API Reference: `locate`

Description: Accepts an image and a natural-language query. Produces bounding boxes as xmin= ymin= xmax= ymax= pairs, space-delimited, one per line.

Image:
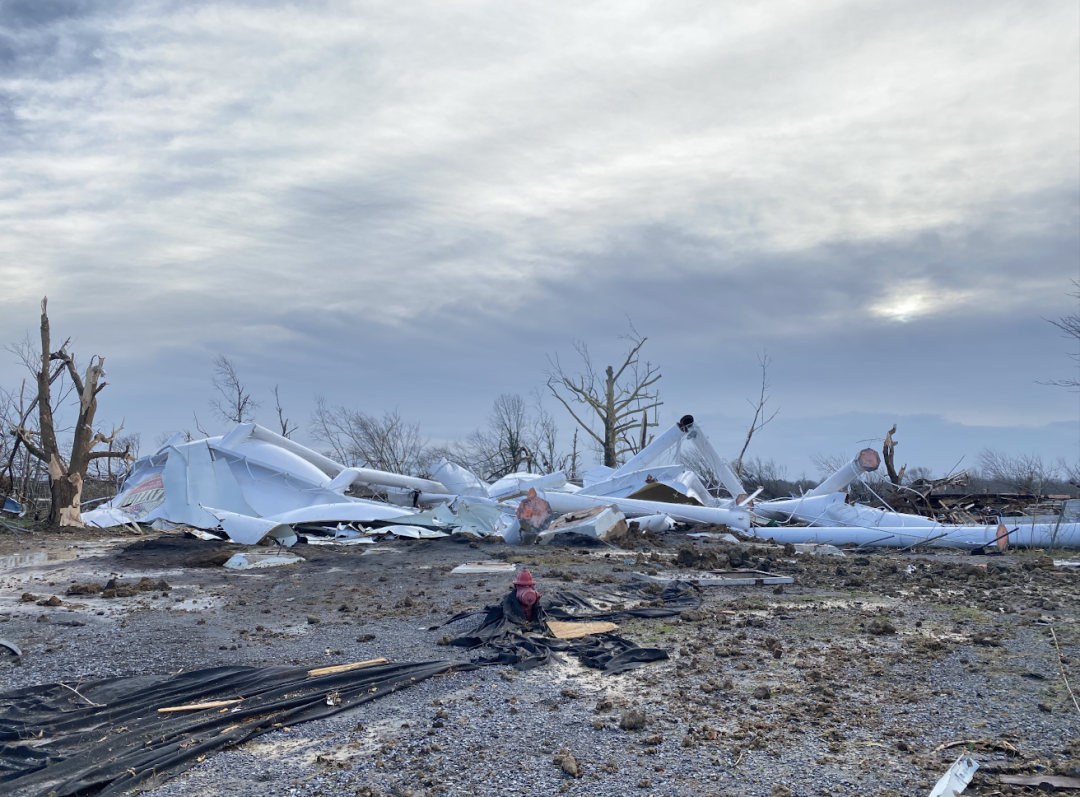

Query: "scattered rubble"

xmin=1 ymin=412 xmax=1077 ymax=797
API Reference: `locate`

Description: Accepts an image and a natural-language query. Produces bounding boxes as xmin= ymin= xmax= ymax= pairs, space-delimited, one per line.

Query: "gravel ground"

xmin=1 ymin=529 xmax=1078 ymax=796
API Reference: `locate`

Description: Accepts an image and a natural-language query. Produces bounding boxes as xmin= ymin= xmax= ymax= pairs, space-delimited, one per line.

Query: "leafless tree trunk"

xmin=547 ymin=324 xmax=662 ymax=468
xmin=272 ymin=385 xmax=298 ymax=438
xmin=733 ymin=351 xmax=779 ymax=477
xmin=568 ymin=428 xmax=579 ymax=482
xmin=882 ymin=424 xmax=906 ymax=486
xmin=210 ymin=354 xmax=259 ymax=424
xmin=8 ymin=298 xmax=130 ymax=526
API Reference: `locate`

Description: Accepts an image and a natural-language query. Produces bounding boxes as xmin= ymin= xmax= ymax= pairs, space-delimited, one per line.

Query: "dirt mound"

xmin=67 ymin=577 xmax=170 ymax=598
xmin=116 ymin=536 xmax=237 ymax=568
xmin=674 ymin=544 xmax=758 ymax=570
xmin=607 ymin=522 xmax=666 ymax=549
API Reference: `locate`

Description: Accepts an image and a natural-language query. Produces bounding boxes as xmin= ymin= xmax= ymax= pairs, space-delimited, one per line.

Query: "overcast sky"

xmin=1 ymin=0 xmax=1077 ymax=477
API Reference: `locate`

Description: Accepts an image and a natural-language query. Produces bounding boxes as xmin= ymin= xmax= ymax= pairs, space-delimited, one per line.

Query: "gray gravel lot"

xmin=1 ymin=531 xmax=1077 ymax=796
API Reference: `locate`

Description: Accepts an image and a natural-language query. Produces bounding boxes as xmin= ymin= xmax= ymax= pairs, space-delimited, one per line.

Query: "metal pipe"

xmin=540 ymin=488 xmax=752 ymax=531
xmin=805 ymin=448 xmax=880 ymax=497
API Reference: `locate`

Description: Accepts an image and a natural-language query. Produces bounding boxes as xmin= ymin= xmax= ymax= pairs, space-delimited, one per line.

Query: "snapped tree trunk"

xmin=49 ymin=469 xmax=81 ymax=527
xmin=603 ymin=366 xmax=617 ymax=467
xmin=882 ymin=425 xmax=905 ymax=487
xmin=13 ymin=298 xmax=130 ymax=527
xmin=546 ymin=327 xmax=662 ymax=468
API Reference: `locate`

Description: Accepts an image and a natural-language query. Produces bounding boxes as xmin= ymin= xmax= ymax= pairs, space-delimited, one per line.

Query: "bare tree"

xmin=733 ymin=351 xmax=779 ymax=477
xmin=1041 ymin=279 xmax=1079 ymax=389
xmin=272 ymin=385 xmax=298 ymax=438
xmin=154 ymin=429 xmax=194 ymax=448
xmin=740 ymin=457 xmax=794 ymax=499
xmin=445 ymin=394 xmax=567 ymax=481
xmin=7 ymin=298 xmax=130 ymax=526
xmin=547 ymin=324 xmax=662 ymax=468
xmin=0 ymin=385 xmax=15 ymax=496
xmin=192 ymin=412 xmax=209 ymax=437
xmin=530 ymin=392 xmax=566 ymax=475
xmin=455 ymin=394 xmax=533 ymax=480
xmin=978 ymin=449 xmax=1062 ymax=494
xmin=88 ymin=431 xmax=142 ymax=482
xmin=566 ymin=428 xmax=580 ymax=482
xmin=810 ymin=453 xmax=848 ymax=480
xmin=210 ymin=354 xmax=259 ymax=425
xmin=310 ymin=398 xmax=429 ymax=475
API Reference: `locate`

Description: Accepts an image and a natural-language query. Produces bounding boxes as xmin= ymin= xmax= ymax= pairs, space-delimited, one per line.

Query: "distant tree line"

xmin=4 ymin=287 xmax=1079 ymax=525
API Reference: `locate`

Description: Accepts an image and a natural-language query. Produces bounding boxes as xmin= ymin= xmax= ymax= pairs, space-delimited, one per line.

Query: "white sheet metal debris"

xmin=541 ymin=489 xmax=753 ymax=531
xmin=928 ymin=755 xmax=979 ymax=797
xmin=632 ymin=570 xmax=794 ymax=587
xmin=792 ymin=543 xmax=846 ymax=556
xmin=747 ymin=523 xmax=1013 ymax=550
xmin=638 ymin=513 xmax=676 ymax=532
xmin=450 ymin=562 xmax=518 ymax=574
xmin=303 ymin=536 xmax=376 ymax=546
xmin=686 ymin=531 xmax=740 ymax=542
xmin=538 ymin=506 xmax=627 ymax=544
xmin=223 ymin=552 xmax=306 ymax=569
xmin=83 ymin=424 xmax=415 ymax=531
xmin=185 ymin=529 xmax=225 ymax=541
xmin=204 ymin=506 xmax=297 ymax=547
xmin=78 ymin=415 xmax=1075 ymax=550
xmin=0 ymin=638 xmax=22 ymax=657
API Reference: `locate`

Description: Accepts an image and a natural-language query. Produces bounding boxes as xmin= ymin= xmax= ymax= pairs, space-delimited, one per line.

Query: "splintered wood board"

xmin=547 ymin=620 xmax=618 ymax=640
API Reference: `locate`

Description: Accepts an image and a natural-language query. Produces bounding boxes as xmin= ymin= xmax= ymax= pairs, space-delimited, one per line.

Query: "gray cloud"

xmin=0 ymin=0 xmax=1076 ymax=471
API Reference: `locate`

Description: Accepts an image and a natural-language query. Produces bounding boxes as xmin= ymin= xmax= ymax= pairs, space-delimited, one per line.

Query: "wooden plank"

xmin=547 ymin=620 xmax=618 ymax=640
xmin=307 ymin=658 xmax=389 ymax=678
xmin=158 ymin=699 xmax=242 ymax=714
xmin=1000 ymin=774 xmax=1080 ymax=789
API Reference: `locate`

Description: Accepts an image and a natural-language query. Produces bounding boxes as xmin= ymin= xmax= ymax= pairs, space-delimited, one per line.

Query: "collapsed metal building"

xmin=82 ymin=417 xmax=1080 ymax=550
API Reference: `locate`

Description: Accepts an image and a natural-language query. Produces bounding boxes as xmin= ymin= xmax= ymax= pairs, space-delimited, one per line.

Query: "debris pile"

xmin=81 ymin=417 xmax=1080 ymax=551
xmin=440 ymin=576 xmax=702 ymax=674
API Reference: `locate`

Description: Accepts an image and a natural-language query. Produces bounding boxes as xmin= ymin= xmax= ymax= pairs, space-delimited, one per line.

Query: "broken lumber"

xmin=158 ymin=699 xmax=242 ymax=714
xmin=546 ymin=620 xmax=618 ymax=640
xmin=307 ymin=658 xmax=389 ymax=677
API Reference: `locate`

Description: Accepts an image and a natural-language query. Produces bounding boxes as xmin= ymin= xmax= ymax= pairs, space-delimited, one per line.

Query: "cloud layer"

xmin=1 ymin=0 xmax=1077 ymax=471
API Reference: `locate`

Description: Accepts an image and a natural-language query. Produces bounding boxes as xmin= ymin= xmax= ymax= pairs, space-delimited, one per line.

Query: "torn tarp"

xmin=442 ymin=581 xmax=701 ymax=674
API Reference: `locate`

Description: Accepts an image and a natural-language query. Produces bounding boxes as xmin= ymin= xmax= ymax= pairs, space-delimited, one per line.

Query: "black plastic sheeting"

xmin=0 ymin=659 xmax=462 ymax=797
xmin=0 ymin=584 xmax=696 ymax=796
xmin=442 ymin=581 xmax=701 ymax=674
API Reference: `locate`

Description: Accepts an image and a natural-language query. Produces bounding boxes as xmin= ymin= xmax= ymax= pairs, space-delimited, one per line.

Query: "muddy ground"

xmin=0 ymin=526 xmax=1077 ymax=797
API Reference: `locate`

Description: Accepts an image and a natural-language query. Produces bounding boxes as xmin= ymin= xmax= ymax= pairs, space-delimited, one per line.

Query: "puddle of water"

xmin=0 ymin=543 xmax=120 ymax=573
xmin=169 ymin=596 xmax=220 ymax=612
xmin=0 ymin=552 xmax=49 ymax=570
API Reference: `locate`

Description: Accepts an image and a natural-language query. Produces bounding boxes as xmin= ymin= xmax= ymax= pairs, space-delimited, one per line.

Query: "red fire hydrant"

xmin=514 ymin=569 xmax=541 ymax=622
